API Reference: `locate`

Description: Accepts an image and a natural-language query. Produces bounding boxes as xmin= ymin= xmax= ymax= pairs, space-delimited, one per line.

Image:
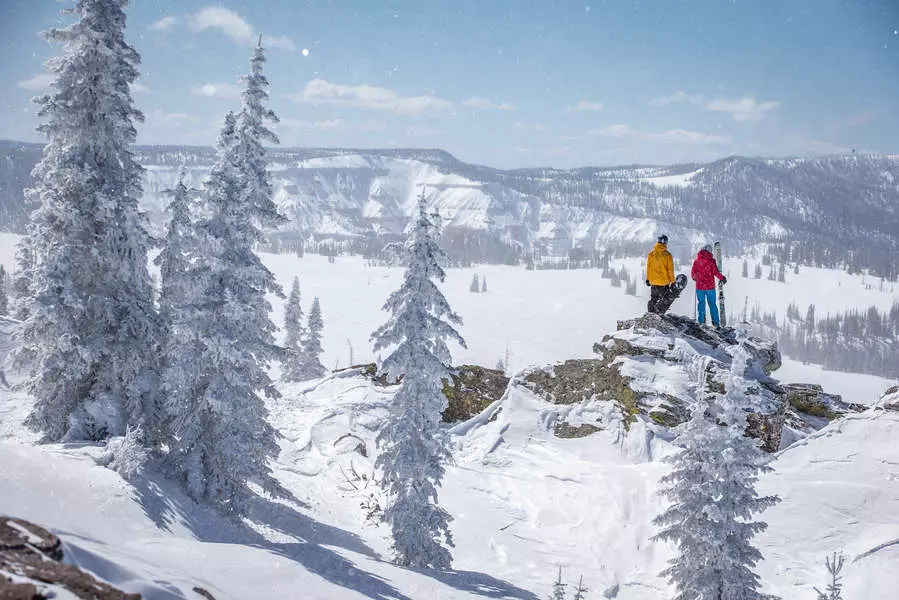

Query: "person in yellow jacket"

xmin=645 ymin=234 xmax=675 ymax=314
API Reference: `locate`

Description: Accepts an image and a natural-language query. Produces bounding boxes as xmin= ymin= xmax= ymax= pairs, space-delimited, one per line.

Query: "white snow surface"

xmin=0 ymin=234 xmax=897 ymax=598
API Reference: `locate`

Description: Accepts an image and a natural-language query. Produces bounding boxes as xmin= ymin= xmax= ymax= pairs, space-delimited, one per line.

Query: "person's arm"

xmin=713 ymin=260 xmax=727 ymax=284
xmin=666 ymin=253 xmax=675 ymax=283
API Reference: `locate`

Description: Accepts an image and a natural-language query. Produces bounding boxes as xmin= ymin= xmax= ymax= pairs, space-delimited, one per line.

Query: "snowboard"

xmin=714 ymin=241 xmax=727 ymax=327
xmin=654 ymin=274 xmax=688 ymax=315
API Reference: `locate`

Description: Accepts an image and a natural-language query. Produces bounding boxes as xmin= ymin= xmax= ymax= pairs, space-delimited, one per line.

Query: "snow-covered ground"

xmin=0 ymin=233 xmax=897 ymax=599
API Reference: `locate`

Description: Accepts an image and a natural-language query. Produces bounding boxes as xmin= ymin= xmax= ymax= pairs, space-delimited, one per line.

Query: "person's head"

xmin=701 ymin=244 xmax=712 ymax=254
xmin=657 ymin=234 xmax=669 ymax=245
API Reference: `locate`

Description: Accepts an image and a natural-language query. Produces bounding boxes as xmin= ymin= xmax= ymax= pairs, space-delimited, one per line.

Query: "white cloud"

xmin=16 ymin=73 xmax=53 ymax=91
xmin=287 ymin=79 xmax=453 ymax=115
xmin=576 ymin=100 xmax=604 ymax=112
xmin=706 ymin=97 xmax=780 ymax=122
xmin=148 ymin=15 xmax=178 ymax=32
xmin=262 ymin=34 xmax=296 ymax=52
xmin=130 ymin=82 xmax=150 ymax=93
xmin=463 ymin=96 xmax=515 ymax=111
xmin=189 ymin=6 xmax=296 ymax=51
xmin=190 ymin=83 xmax=241 ymax=99
xmin=191 ymin=6 xmax=254 ymax=43
xmin=513 ymin=122 xmax=545 ymax=131
xmin=649 ymin=91 xmax=705 ymax=107
xmin=650 ymin=91 xmax=780 ymax=121
xmin=591 ymin=123 xmax=730 ymax=144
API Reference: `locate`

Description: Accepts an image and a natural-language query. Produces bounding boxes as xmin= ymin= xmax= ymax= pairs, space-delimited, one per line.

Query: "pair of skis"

xmin=714 ymin=241 xmax=727 ymax=328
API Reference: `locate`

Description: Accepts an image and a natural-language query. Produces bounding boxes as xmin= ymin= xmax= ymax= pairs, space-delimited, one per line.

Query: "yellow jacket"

xmin=646 ymin=243 xmax=675 ymax=286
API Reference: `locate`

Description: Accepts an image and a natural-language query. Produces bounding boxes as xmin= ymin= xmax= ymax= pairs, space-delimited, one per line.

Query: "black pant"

xmin=648 ymin=285 xmax=669 ymax=314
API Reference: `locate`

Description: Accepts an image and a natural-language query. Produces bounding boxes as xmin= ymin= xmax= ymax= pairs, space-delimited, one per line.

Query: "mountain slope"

xmin=2 ymin=140 xmax=897 ymax=275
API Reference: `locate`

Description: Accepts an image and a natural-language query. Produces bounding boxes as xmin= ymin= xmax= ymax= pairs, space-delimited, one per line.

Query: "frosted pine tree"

xmin=163 ymin=42 xmax=285 ymax=512
xmin=653 ymin=346 xmax=780 ymax=600
xmin=281 ymin=277 xmax=307 ymax=381
xmin=235 ymin=36 xmax=285 ymax=230
xmin=0 ymin=265 xmax=8 ymax=316
xmin=21 ymin=0 xmax=160 ymax=442
xmin=295 ymin=296 xmax=327 ymax=380
xmin=470 ymin=273 xmax=480 ymax=293
xmin=371 ymin=192 xmax=466 ymax=569
xmin=550 ymin=567 xmax=567 ymax=600
xmin=11 ymin=238 xmax=34 ymax=321
xmin=155 ymin=169 xmax=198 ymax=328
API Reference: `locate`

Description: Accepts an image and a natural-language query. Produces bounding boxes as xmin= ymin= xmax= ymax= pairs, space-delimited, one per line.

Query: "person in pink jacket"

xmin=690 ymin=244 xmax=727 ymax=327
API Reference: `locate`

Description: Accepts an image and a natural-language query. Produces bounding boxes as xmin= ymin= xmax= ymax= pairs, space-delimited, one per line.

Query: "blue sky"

xmin=1 ymin=0 xmax=897 ymax=168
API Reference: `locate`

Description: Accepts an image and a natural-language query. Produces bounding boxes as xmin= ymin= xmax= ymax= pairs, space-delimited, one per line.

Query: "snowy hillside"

xmin=1 ymin=324 xmax=897 ymax=599
xmin=2 ymin=141 xmax=898 ymax=276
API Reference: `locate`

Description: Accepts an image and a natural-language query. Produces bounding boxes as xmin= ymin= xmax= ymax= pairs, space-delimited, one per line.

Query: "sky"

xmin=0 ymin=0 xmax=897 ymax=169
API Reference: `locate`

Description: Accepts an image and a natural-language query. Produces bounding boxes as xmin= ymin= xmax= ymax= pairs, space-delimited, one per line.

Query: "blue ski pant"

xmin=696 ymin=289 xmax=720 ymax=326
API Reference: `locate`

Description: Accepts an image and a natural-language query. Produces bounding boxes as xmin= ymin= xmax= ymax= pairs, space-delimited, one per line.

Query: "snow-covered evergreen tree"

xmin=572 ymin=575 xmax=588 ymax=600
xmin=0 ymin=265 xmax=9 ymax=316
xmin=11 ymin=238 xmax=34 ymax=321
xmin=281 ymin=276 xmax=307 ymax=381
xmin=371 ymin=192 xmax=466 ymax=569
xmin=20 ymin=0 xmax=160 ymax=442
xmin=814 ymin=553 xmax=846 ymax=600
xmin=481 ymin=276 xmax=487 ymax=293
xmin=155 ymin=169 xmax=198 ymax=328
xmin=550 ymin=567 xmax=567 ymax=600
xmin=470 ymin=273 xmax=480 ymax=293
xmin=163 ymin=42 xmax=285 ymax=512
xmin=652 ymin=346 xmax=780 ymax=600
xmin=294 ymin=296 xmax=327 ymax=380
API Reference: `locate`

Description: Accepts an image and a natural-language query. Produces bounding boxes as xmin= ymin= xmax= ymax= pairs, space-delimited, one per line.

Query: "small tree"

xmin=754 ymin=264 xmax=763 ymax=279
xmin=0 ymin=265 xmax=9 ymax=316
xmin=296 ymin=296 xmax=327 ymax=380
xmin=777 ymin=263 xmax=786 ymax=283
xmin=742 ymin=260 xmax=749 ymax=278
xmin=470 ymin=273 xmax=480 ymax=293
xmin=653 ymin=347 xmax=780 ymax=600
xmin=281 ymin=276 xmax=306 ymax=381
xmin=814 ymin=553 xmax=845 ymax=600
xmin=371 ymin=190 xmax=466 ymax=569
xmin=481 ymin=276 xmax=487 ymax=293
xmin=550 ymin=567 xmax=567 ymax=600
xmin=572 ymin=575 xmax=588 ymax=600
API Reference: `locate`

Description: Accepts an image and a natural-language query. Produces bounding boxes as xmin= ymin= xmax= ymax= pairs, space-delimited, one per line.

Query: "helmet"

xmin=657 ymin=235 xmax=669 ymax=245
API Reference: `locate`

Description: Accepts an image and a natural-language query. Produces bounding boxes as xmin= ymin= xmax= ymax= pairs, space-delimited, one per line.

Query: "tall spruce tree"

xmin=281 ymin=276 xmax=306 ymax=381
xmin=297 ymin=296 xmax=327 ymax=380
xmin=371 ymin=192 xmax=466 ymax=568
xmin=653 ymin=346 xmax=780 ymax=600
xmin=163 ymin=41 xmax=285 ymax=512
xmin=155 ymin=170 xmax=198 ymax=328
xmin=21 ymin=0 xmax=160 ymax=442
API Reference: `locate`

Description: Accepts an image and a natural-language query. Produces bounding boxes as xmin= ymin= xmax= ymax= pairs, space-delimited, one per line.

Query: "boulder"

xmin=0 ymin=517 xmax=141 ymax=600
xmin=441 ymin=365 xmax=509 ymax=423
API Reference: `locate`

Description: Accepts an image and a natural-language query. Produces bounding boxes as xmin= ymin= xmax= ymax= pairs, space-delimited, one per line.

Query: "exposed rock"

xmin=553 ymin=422 xmax=603 ymax=438
xmin=442 ymin=365 xmax=510 ymax=423
xmin=881 ymin=385 xmax=899 ymax=412
xmin=520 ymin=313 xmax=847 ymax=450
xmin=0 ymin=517 xmax=140 ymax=600
xmin=337 ymin=363 xmax=508 ymax=423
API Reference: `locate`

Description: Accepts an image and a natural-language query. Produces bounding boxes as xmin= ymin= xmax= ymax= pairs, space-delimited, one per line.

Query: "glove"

xmin=721 ymin=276 xmax=728 ymax=285
xmin=645 ymin=279 xmax=651 ymax=287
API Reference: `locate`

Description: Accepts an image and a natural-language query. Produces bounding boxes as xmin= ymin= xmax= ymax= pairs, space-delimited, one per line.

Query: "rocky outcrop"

xmin=884 ymin=386 xmax=899 ymax=412
xmin=344 ymin=362 xmax=509 ymax=423
xmin=521 ymin=313 xmax=854 ymax=451
xmin=441 ymin=365 xmax=509 ymax=423
xmin=0 ymin=517 xmax=141 ymax=600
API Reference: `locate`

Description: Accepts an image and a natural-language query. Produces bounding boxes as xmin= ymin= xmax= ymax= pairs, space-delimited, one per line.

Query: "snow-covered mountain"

xmin=2 ymin=140 xmax=898 ymax=275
